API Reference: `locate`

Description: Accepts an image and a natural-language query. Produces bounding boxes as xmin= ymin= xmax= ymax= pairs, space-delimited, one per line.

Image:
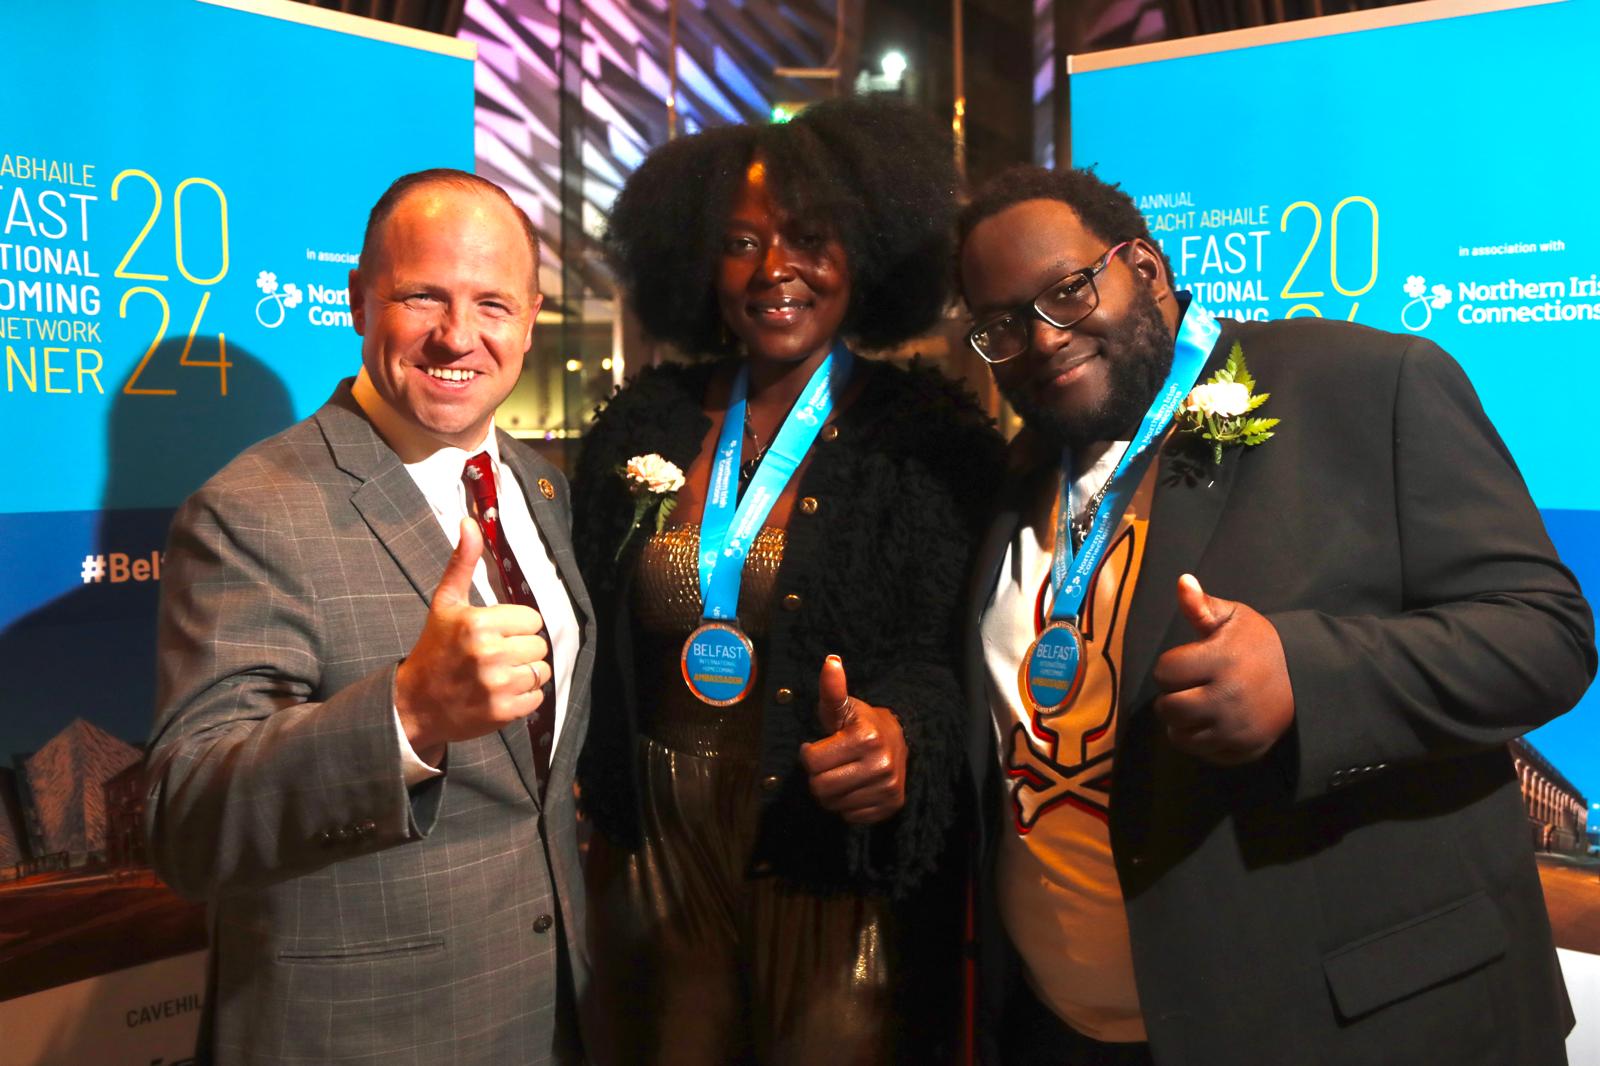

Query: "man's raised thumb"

xmin=1176 ymin=573 xmax=1231 ymax=637
xmin=434 ymin=517 xmax=484 ymax=609
xmin=817 ymin=654 xmax=853 ymax=735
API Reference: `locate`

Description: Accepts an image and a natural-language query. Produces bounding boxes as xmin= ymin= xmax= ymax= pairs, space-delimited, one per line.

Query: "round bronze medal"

xmin=1022 ymin=620 xmax=1086 ymax=712
xmin=681 ymin=621 xmax=757 ymax=707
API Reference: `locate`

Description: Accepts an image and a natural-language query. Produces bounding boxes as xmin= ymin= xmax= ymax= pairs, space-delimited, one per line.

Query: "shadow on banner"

xmin=0 ymin=339 xmax=292 ymax=1014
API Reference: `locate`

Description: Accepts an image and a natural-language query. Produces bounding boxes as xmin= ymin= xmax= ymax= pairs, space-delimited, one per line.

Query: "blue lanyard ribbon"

xmin=699 ymin=342 xmax=854 ymax=622
xmin=1046 ymin=299 xmax=1221 ymax=622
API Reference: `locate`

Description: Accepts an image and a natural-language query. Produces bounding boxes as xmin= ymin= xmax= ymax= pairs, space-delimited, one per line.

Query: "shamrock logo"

xmin=1401 ymin=274 xmax=1452 ymax=332
xmin=255 ymin=270 xmax=304 ymax=328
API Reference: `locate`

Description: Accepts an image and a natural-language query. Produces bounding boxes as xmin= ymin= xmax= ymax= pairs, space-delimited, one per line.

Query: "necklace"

xmin=740 ymin=416 xmax=769 ymax=487
xmin=1069 ymin=480 xmax=1111 ymax=551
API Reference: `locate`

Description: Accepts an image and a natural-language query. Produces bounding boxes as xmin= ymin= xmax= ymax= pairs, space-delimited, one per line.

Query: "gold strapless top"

xmin=632 ymin=524 xmax=787 ymax=637
xmin=629 ymin=524 xmax=787 ymax=759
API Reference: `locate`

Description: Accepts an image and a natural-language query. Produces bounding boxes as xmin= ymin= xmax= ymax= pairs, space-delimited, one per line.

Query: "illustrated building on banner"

xmin=6 ymin=719 xmax=140 ymax=873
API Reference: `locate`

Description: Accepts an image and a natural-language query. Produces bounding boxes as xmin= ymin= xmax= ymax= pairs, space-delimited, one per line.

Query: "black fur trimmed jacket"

xmin=573 ymin=356 xmax=1005 ymax=897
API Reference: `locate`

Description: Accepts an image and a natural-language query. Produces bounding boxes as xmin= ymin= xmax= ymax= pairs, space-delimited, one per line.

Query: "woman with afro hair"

xmin=573 ymin=96 xmax=1004 ymax=1065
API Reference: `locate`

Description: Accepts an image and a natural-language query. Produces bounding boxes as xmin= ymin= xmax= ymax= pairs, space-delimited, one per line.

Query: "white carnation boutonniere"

xmin=615 ymin=453 xmax=684 ymax=560
xmin=1177 ymin=343 xmax=1278 ymax=465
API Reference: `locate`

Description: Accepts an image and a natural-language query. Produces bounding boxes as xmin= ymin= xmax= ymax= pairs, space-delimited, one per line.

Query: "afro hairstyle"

xmin=603 ymin=97 xmax=960 ymax=356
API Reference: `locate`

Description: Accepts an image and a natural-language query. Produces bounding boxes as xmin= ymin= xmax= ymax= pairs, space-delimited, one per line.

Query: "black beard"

xmin=1002 ymin=287 xmax=1175 ymax=453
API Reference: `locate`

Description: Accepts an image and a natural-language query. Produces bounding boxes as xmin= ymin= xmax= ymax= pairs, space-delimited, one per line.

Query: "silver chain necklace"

xmin=1070 ymin=480 xmax=1111 ymax=551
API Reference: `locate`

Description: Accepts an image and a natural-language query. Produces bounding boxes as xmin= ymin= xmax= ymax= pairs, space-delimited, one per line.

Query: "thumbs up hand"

xmin=815 ymin=653 xmax=856 ymax=735
xmin=396 ymin=518 xmax=551 ymax=765
xmin=1151 ymin=574 xmax=1295 ymax=766
xmin=798 ymin=656 xmax=907 ymax=825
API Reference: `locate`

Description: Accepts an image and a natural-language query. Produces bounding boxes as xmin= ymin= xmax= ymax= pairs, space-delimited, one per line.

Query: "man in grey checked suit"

xmin=146 ymin=170 xmax=594 ymax=1065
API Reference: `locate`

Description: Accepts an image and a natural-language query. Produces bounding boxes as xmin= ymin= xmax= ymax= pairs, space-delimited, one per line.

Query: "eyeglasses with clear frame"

xmin=965 ymin=241 xmax=1132 ymax=364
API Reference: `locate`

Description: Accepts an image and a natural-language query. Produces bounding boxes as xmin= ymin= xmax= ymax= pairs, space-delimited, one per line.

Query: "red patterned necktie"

xmin=462 ymin=451 xmax=555 ymax=789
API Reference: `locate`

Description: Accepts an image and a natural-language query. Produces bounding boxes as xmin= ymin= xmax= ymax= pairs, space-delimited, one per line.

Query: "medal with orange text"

xmin=683 ymin=343 xmax=854 ymax=706
xmin=1023 ymin=299 xmax=1221 ymax=712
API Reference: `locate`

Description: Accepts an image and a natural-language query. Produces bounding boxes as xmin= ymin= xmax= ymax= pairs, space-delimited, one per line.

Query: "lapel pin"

xmin=537 ymin=478 xmax=556 ymax=500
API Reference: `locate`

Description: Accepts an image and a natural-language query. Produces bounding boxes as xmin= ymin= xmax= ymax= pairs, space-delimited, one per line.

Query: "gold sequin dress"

xmin=585 ymin=524 xmax=895 ymax=1066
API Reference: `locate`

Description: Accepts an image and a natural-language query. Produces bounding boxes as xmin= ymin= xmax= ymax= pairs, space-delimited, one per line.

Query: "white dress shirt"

xmin=350 ymin=375 xmax=578 ymax=788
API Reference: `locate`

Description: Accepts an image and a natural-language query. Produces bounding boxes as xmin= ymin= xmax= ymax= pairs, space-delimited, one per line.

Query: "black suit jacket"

xmin=964 ymin=316 xmax=1595 ymax=1065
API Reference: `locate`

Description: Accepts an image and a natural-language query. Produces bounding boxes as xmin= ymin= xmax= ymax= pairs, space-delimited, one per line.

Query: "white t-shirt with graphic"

xmin=980 ymin=440 xmax=1155 ymax=1044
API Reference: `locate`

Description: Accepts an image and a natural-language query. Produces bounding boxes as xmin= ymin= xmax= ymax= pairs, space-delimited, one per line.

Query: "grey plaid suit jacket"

xmin=146 ymin=381 xmax=595 ymax=1066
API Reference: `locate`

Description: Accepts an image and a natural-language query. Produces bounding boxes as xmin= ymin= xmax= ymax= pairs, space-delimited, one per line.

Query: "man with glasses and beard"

xmin=957 ymin=164 xmax=1594 ymax=1066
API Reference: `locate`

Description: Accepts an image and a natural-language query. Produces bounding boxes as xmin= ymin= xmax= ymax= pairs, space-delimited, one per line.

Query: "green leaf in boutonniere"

xmin=652 ymin=496 xmax=678 ymax=534
xmin=614 ymin=453 xmax=685 ymax=562
xmin=1177 ymin=343 xmax=1279 ymax=466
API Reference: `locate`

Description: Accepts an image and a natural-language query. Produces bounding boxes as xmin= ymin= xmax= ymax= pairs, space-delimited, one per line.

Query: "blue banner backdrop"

xmin=0 ymin=0 xmax=473 ymax=1049
xmin=1070 ymin=0 xmax=1600 ymax=1049
xmin=1071 ymin=0 xmax=1599 ymax=817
